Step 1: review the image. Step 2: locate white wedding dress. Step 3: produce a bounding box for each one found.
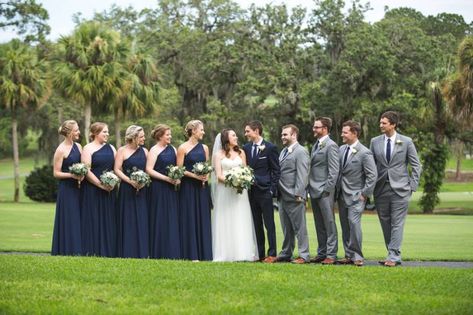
[212,156,259,262]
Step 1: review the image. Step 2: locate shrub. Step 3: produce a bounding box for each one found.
[24,165,58,202]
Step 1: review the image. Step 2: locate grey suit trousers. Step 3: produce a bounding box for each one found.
[375,182,409,262]
[311,193,338,259]
[338,198,365,261]
[278,199,310,261]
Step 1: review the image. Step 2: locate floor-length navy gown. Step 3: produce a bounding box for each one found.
[81,144,117,257]
[149,145,181,259]
[179,143,212,260]
[51,143,82,255]
[118,146,149,258]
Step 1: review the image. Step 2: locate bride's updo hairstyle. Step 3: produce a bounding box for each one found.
[151,124,170,141]
[220,129,241,157]
[185,120,203,138]
[58,120,78,137]
[125,125,144,145]
[89,122,107,142]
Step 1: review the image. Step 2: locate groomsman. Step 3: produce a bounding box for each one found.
[276,124,310,264]
[370,111,422,267]
[336,121,377,267]
[244,121,280,263]
[307,117,339,265]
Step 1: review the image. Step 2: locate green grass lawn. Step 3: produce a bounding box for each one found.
[1,202,473,261]
[0,255,472,314]
[446,157,473,171]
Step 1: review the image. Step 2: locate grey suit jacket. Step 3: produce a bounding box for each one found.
[337,142,377,206]
[278,143,310,202]
[308,137,340,198]
[370,133,422,198]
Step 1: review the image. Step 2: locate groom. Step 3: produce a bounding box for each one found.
[244,120,281,263]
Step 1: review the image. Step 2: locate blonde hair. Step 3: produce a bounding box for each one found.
[89,122,107,141]
[185,120,203,138]
[125,125,144,144]
[151,124,170,141]
[58,120,78,137]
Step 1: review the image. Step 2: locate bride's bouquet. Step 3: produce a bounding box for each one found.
[166,164,186,191]
[100,171,120,190]
[192,162,213,187]
[69,162,89,188]
[129,167,151,193]
[224,166,254,194]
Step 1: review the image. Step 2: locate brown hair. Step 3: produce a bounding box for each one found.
[342,120,362,137]
[245,120,263,136]
[58,120,78,137]
[380,111,399,127]
[220,129,241,157]
[314,117,332,130]
[125,125,144,144]
[89,122,107,141]
[185,120,203,138]
[151,124,171,141]
[282,124,299,136]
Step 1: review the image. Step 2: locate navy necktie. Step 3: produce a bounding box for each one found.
[252,144,258,159]
[386,138,391,163]
[313,140,319,152]
[343,146,350,167]
[281,147,288,159]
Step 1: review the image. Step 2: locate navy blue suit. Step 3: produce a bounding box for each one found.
[243,140,280,258]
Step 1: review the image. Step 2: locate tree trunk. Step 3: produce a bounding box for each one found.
[84,104,91,144]
[455,157,462,181]
[11,112,20,202]
[115,109,122,148]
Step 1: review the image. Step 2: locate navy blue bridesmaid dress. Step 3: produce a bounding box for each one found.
[81,144,117,257]
[51,142,82,255]
[149,145,181,259]
[179,143,212,260]
[117,146,149,258]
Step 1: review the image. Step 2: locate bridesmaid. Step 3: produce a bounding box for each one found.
[177,120,212,261]
[115,125,149,258]
[51,120,83,255]
[146,124,181,259]
[81,122,117,257]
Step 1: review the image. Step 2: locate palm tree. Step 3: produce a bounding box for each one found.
[53,22,128,142]
[444,35,473,126]
[112,53,159,147]
[0,40,48,202]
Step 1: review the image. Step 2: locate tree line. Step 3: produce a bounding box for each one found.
[1,0,472,211]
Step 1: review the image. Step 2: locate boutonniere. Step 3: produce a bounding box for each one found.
[258,144,266,152]
[395,139,403,145]
[352,148,358,155]
[319,141,326,149]
[288,147,293,154]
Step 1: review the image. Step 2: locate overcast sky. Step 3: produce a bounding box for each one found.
[1,0,472,42]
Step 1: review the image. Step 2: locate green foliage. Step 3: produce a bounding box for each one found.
[23,165,57,202]
[0,0,50,42]
[419,143,449,213]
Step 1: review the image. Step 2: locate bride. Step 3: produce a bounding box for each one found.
[211,129,259,262]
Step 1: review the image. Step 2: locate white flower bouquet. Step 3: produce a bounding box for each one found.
[224,165,255,194]
[166,165,186,191]
[100,171,120,190]
[129,167,151,193]
[192,162,213,187]
[69,162,89,188]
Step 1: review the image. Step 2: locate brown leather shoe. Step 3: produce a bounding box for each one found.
[321,258,336,265]
[310,256,326,263]
[337,258,354,265]
[384,260,400,267]
[274,256,292,263]
[263,256,278,263]
[354,260,364,267]
[291,257,306,264]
